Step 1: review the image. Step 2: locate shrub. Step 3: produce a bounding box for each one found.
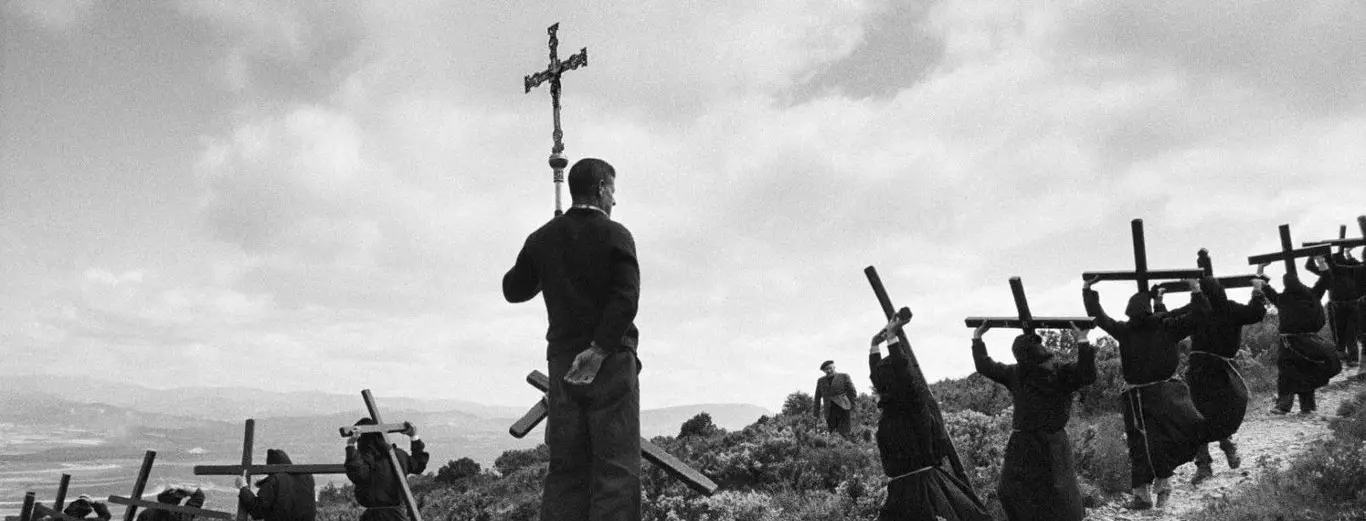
[435,457,482,484]
[494,444,550,477]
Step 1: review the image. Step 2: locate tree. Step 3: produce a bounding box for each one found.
[494,444,550,476]
[436,457,482,483]
[678,412,719,439]
[781,391,814,417]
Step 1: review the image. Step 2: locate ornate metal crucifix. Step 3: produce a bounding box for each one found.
[524,23,589,217]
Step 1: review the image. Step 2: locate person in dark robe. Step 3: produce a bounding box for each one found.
[1083,277,1210,510]
[1259,262,1343,414]
[135,487,206,521]
[344,419,429,521]
[813,360,858,437]
[503,157,642,521]
[869,320,991,521]
[971,321,1094,521]
[236,449,316,521]
[1155,268,1267,485]
[1306,251,1365,372]
[30,496,113,521]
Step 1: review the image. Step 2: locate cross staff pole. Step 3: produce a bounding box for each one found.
[864,266,976,493]
[237,420,252,521]
[1247,224,1331,278]
[1152,249,1268,293]
[192,420,347,492]
[109,451,233,521]
[1303,216,1366,251]
[1081,218,1204,290]
[19,493,34,521]
[115,451,155,521]
[965,277,1094,332]
[509,371,720,496]
[355,390,422,521]
[524,23,589,217]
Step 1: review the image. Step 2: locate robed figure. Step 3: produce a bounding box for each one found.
[869,327,991,521]
[971,324,1095,521]
[1263,270,1342,414]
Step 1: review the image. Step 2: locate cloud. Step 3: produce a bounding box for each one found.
[7,0,102,31]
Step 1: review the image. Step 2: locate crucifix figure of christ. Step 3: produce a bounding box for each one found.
[965,276,1095,334]
[1303,216,1366,255]
[508,371,720,496]
[193,419,345,521]
[1247,224,1332,279]
[524,22,589,217]
[332,390,423,521]
[108,451,232,521]
[863,265,978,497]
[1080,218,1205,292]
[1151,248,1269,294]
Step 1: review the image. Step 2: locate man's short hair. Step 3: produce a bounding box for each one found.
[568,158,616,198]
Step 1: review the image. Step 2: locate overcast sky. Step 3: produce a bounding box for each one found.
[3,0,1365,412]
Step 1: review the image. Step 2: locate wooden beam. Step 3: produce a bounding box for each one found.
[119,451,156,521]
[194,464,347,476]
[107,498,232,520]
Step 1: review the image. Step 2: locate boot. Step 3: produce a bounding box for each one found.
[1126,485,1154,510]
[1191,464,1213,485]
[1221,439,1241,469]
[1155,478,1172,508]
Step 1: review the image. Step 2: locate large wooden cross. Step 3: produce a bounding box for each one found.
[1303,216,1366,252]
[964,276,1094,334]
[1247,224,1331,278]
[108,451,232,521]
[327,390,422,521]
[524,22,589,217]
[508,371,719,496]
[193,419,347,521]
[864,266,978,499]
[1152,248,1269,293]
[1081,218,1204,292]
[6,474,76,521]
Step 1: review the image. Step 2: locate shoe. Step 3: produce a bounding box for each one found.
[1191,465,1213,485]
[1300,409,1316,416]
[1124,497,1154,510]
[1270,407,1290,415]
[1225,448,1242,469]
[1156,489,1172,508]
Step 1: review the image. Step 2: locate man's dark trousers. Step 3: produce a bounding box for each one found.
[542,349,641,521]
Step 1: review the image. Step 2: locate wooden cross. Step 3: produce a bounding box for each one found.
[108,451,233,521]
[193,419,346,521]
[1247,224,1332,279]
[1303,216,1366,252]
[1081,218,1205,292]
[864,266,978,500]
[524,22,589,217]
[1152,249,1268,293]
[964,276,1094,334]
[508,371,719,496]
[6,475,71,521]
[331,390,422,521]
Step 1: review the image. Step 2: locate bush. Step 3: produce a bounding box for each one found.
[436,457,482,484]
[1069,414,1131,494]
[494,444,550,477]
[680,412,721,439]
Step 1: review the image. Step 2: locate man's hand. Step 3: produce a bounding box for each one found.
[401,421,418,438]
[1155,286,1167,299]
[973,323,990,340]
[1070,321,1091,343]
[346,431,360,447]
[564,343,610,385]
[1256,263,1269,277]
[234,473,248,490]
[1251,278,1265,292]
[1184,278,1201,292]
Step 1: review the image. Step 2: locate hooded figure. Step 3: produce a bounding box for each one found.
[136,487,205,521]
[869,330,991,521]
[1159,275,1267,483]
[63,495,113,521]
[1084,284,1210,509]
[1305,253,1365,369]
[972,331,1095,521]
[238,449,316,521]
[344,418,429,521]
[1262,273,1342,413]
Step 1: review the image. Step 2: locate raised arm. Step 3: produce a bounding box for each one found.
[593,225,641,352]
[1232,280,1270,325]
[502,236,541,303]
[971,324,1010,385]
[1083,286,1122,336]
[1162,280,1210,334]
[1059,323,1097,391]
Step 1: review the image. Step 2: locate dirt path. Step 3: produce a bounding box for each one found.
[1086,371,1362,520]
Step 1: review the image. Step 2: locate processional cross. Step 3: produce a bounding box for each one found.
[1152,248,1268,294]
[1303,216,1366,253]
[1247,224,1331,278]
[109,451,233,521]
[964,276,1094,334]
[524,23,589,217]
[1080,218,1204,292]
[8,474,80,521]
[193,420,348,521]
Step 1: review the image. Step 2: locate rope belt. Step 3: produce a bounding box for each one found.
[1280,334,1331,365]
[887,466,935,483]
[1121,373,1178,481]
[1190,350,1249,393]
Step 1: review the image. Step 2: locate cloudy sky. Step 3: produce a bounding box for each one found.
[3,0,1364,412]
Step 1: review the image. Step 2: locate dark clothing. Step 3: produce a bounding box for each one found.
[1327,300,1361,362]
[1276,391,1318,413]
[1084,288,1211,487]
[1307,255,1364,363]
[973,337,1095,521]
[62,499,112,521]
[1264,275,1342,393]
[870,345,991,521]
[814,372,857,435]
[136,489,206,521]
[502,207,644,521]
[542,350,641,521]
[503,208,641,358]
[1166,280,1266,442]
[345,438,429,521]
[241,449,316,521]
